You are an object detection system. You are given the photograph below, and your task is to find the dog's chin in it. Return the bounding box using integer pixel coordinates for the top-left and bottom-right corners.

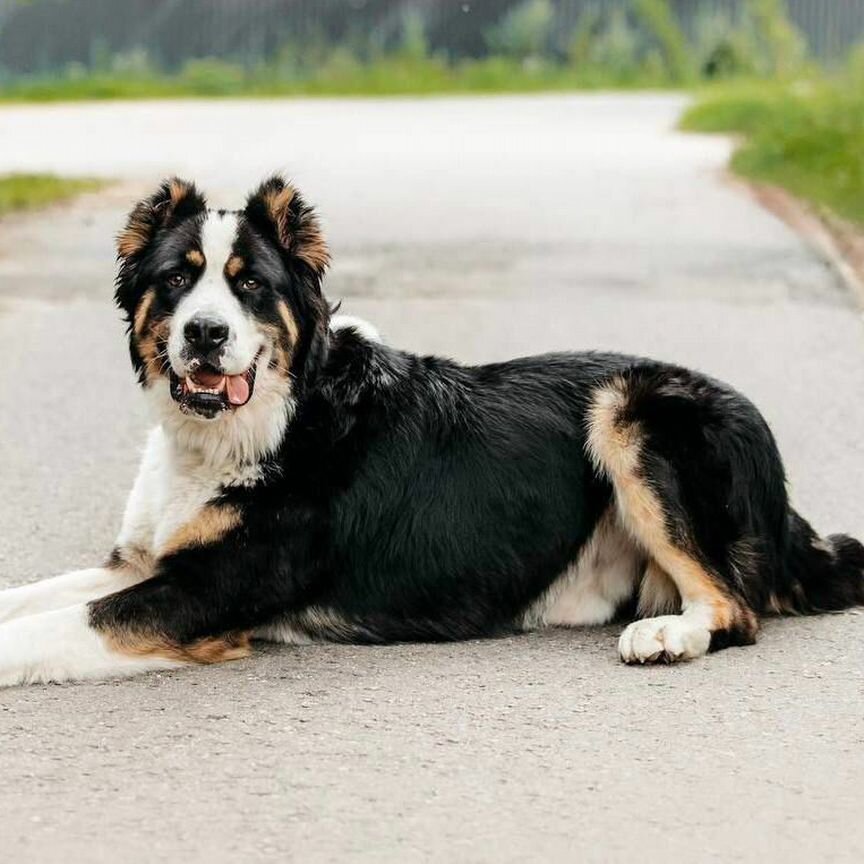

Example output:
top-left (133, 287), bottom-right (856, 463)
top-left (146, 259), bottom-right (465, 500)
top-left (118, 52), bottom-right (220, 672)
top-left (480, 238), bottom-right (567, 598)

top-left (169, 359), bottom-right (259, 421)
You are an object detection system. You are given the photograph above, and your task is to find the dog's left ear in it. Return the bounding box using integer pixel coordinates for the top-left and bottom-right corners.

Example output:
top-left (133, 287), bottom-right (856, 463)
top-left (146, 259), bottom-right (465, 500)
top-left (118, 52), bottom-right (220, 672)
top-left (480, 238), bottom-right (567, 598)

top-left (245, 176), bottom-right (330, 283)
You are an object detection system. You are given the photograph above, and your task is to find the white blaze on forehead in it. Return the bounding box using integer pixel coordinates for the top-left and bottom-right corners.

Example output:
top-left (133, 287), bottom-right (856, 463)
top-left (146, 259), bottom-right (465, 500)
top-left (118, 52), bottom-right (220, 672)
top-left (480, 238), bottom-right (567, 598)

top-left (200, 209), bottom-right (240, 275)
top-left (177, 210), bottom-right (243, 343)
top-left (167, 210), bottom-right (263, 376)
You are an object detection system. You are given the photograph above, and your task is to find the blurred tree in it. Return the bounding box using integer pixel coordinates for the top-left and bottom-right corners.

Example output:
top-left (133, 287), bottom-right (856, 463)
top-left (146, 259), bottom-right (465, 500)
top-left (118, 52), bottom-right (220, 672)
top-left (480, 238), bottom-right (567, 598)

top-left (399, 8), bottom-right (429, 61)
top-left (633, 0), bottom-right (691, 83)
top-left (484, 0), bottom-right (554, 62)
top-left (746, 0), bottom-right (807, 76)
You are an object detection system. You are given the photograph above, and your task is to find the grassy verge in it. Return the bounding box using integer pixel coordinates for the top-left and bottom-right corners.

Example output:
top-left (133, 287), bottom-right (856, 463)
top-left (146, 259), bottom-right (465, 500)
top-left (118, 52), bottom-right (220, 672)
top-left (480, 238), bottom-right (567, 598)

top-left (681, 75), bottom-right (864, 225)
top-left (0, 174), bottom-right (107, 216)
top-left (0, 57), bottom-right (679, 104)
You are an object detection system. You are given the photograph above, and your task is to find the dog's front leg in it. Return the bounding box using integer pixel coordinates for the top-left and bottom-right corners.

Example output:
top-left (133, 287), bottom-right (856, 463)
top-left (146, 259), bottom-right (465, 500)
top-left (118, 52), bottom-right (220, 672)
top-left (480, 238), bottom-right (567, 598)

top-left (0, 602), bottom-right (185, 687)
top-left (0, 567), bottom-right (258, 687)
top-left (0, 559), bottom-right (148, 625)
top-left (0, 506), bottom-right (299, 686)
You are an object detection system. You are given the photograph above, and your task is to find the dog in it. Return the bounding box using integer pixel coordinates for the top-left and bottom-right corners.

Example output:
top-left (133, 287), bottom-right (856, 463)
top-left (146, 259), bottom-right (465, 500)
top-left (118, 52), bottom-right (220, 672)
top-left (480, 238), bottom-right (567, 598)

top-left (0, 175), bottom-right (861, 687)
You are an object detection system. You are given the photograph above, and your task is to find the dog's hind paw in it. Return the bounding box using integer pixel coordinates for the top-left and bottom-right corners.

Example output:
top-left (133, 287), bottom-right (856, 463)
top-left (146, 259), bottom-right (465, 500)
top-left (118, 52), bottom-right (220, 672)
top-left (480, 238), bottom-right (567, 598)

top-left (618, 615), bottom-right (711, 664)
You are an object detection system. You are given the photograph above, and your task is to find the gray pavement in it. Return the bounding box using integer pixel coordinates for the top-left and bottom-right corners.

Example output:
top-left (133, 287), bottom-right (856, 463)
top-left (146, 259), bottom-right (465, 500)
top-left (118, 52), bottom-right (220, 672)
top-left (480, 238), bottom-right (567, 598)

top-left (0, 94), bottom-right (862, 863)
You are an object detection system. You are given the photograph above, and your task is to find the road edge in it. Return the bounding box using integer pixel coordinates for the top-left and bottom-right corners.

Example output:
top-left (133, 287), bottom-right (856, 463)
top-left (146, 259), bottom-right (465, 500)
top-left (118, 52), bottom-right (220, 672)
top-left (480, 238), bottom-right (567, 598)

top-left (740, 178), bottom-right (864, 312)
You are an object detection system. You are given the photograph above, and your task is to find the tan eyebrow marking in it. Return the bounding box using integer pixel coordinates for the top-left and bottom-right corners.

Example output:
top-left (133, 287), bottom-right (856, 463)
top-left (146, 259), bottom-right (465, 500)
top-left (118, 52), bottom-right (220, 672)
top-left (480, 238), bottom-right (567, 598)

top-left (225, 255), bottom-right (245, 278)
top-left (185, 249), bottom-right (204, 267)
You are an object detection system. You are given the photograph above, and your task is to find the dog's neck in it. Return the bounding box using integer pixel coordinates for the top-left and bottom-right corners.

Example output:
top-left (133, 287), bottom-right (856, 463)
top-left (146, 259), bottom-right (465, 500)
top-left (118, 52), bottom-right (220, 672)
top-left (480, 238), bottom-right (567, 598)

top-left (147, 367), bottom-right (295, 483)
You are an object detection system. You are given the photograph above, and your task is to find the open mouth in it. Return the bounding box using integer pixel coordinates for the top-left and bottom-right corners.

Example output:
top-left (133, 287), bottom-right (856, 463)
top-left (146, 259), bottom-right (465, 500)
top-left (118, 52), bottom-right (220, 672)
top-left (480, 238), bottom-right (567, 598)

top-left (169, 359), bottom-right (258, 417)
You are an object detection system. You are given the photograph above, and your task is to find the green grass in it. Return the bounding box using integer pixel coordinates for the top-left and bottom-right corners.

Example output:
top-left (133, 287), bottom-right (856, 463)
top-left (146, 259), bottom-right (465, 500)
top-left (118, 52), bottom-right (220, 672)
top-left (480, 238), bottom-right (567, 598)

top-left (681, 76), bottom-right (864, 225)
top-left (0, 174), bottom-right (107, 216)
top-left (0, 56), bottom-right (679, 104)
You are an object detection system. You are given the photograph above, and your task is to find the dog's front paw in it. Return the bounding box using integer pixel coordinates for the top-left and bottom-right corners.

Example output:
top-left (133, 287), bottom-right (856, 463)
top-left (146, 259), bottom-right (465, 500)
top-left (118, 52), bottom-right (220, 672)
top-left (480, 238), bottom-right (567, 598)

top-left (618, 615), bottom-right (710, 664)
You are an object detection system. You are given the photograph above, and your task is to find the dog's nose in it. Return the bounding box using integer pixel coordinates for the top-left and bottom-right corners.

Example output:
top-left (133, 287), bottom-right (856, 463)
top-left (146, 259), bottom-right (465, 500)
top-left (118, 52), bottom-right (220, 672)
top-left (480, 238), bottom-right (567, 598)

top-left (184, 317), bottom-right (229, 353)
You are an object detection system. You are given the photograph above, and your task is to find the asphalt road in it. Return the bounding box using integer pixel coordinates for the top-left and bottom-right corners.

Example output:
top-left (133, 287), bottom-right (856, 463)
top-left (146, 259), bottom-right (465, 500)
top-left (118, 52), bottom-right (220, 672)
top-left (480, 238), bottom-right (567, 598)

top-left (0, 95), bottom-right (862, 863)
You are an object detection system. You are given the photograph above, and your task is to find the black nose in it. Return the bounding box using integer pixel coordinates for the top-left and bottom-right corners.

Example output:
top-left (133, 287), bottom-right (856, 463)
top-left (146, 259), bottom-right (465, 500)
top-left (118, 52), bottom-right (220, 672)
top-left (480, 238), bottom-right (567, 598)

top-left (184, 317), bottom-right (229, 353)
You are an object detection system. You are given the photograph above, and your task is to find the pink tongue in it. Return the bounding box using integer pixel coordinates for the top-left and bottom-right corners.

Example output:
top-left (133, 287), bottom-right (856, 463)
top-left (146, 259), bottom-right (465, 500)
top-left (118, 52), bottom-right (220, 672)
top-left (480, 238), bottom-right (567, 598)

top-left (225, 374), bottom-right (250, 406)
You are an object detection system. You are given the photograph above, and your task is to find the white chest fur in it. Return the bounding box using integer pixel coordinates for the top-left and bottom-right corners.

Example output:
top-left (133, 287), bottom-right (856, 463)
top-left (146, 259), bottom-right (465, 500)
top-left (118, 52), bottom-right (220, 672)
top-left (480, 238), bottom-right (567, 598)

top-left (117, 426), bottom-right (257, 558)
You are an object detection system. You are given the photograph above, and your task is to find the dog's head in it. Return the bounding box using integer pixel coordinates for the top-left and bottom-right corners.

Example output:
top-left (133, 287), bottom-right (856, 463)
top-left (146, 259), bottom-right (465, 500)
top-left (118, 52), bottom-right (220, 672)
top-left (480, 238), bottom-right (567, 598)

top-left (115, 176), bottom-right (331, 427)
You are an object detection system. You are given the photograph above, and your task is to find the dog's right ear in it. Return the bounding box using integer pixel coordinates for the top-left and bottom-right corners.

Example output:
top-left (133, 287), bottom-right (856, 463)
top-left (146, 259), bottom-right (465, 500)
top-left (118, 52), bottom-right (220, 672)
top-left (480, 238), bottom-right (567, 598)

top-left (116, 178), bottom-right (205, 261)
top-left (115, 178), bottom-right (206, 322)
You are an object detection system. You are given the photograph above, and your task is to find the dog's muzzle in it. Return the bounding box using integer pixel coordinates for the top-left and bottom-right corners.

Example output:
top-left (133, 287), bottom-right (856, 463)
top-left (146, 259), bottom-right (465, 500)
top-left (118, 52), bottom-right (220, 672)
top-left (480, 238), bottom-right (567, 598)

top-left (169, 359), bottom-right (258, 418)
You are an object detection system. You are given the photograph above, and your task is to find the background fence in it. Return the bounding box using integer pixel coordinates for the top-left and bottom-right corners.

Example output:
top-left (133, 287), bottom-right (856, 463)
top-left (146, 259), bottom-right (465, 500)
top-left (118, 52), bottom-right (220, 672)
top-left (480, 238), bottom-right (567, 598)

top-left (1, 0), bottom-right (862, 78)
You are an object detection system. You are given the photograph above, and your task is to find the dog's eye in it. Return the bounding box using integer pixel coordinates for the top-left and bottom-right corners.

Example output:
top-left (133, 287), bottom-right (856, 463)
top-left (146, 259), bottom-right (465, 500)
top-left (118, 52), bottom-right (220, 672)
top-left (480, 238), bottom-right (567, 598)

top-left (240, 277), bottom-right (261, 292)
top-left (166, 272), bottom-right (187, 289)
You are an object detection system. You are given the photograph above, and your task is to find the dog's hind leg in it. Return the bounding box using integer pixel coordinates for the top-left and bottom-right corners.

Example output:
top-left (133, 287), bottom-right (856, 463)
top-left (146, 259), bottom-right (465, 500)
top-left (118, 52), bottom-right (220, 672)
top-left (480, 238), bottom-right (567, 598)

top-left (587, 371), bottom-right (761, 664)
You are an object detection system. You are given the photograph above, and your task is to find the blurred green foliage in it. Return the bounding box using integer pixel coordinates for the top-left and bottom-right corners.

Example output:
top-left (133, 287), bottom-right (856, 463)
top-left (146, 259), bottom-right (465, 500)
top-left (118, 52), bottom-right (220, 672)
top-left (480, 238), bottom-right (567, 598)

top-left (484, 0), bottom-right (555, 61)
top-left (0, 0), bottom-right (817, 102)
top-left (633, 0), bottom-right (692, 83)
top-left (682, 55), bottom-right (864, 225)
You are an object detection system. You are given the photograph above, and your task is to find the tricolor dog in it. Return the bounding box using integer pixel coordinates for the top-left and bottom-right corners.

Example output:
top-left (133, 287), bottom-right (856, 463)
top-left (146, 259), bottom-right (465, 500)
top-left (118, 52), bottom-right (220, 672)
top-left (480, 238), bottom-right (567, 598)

top-left (0, 176), bottom-right (861, 686)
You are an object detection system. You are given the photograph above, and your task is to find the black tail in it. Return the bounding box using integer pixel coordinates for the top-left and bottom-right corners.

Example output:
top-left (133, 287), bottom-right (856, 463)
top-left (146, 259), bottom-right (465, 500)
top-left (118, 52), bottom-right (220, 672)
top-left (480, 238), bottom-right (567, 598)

top-left (773, 509), bottom-right (864, 614)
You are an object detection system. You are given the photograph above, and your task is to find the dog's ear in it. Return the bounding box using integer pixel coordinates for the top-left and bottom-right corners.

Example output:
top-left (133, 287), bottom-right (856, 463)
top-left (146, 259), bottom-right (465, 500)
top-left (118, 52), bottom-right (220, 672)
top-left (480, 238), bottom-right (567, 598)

top-left (116, 178), bottom-right (205, 261)
top-left (244, 176), bottom-right (330, 282)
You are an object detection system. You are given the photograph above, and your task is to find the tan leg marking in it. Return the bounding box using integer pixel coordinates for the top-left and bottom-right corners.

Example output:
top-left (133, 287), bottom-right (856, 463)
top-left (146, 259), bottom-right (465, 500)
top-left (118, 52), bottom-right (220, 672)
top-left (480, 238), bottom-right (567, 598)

top-left (104, 629), bottom-right (251, 665)
top-left (160, 504), bottom-right (242, 557)
top-left (587, 379), bottom-right (757, 662)
top-left (105, 545), bottom-right (154, 579)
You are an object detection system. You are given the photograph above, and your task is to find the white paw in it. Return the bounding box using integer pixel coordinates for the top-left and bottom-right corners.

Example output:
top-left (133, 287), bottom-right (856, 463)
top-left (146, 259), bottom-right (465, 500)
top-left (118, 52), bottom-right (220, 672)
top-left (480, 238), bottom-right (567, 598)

top-left (618, 615), bottom-right (711, 664)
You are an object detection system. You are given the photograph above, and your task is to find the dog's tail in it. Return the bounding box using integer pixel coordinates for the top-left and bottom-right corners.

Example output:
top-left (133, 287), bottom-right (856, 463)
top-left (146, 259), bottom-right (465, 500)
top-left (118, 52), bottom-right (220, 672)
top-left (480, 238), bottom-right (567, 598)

top-left (770, 508), bottom-right (864, 614)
